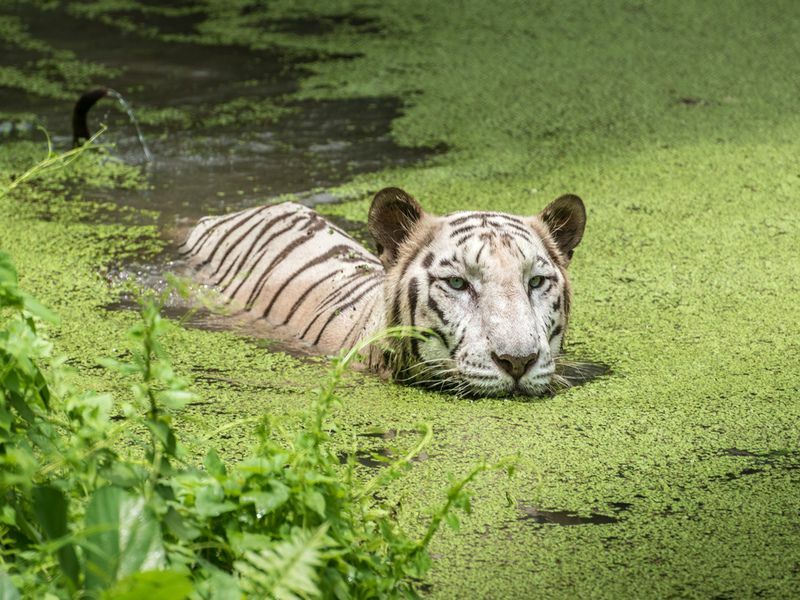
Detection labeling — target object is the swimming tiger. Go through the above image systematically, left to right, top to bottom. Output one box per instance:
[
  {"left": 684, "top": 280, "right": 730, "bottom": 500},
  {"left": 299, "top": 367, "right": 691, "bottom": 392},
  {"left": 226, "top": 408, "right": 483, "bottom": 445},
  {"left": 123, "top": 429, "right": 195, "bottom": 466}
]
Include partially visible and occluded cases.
[{"left": 180, "top": 188, "right": 586, "bottom": 397}]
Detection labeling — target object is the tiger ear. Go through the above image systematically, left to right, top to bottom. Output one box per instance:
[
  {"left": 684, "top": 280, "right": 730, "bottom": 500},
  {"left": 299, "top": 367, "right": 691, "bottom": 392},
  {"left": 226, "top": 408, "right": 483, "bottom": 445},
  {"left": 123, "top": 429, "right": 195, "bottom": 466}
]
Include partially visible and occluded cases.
[
  {"left": 368, "top": 187, "right": 424, "bottom": 267},
  {"left": 538, "top": 194, "right": 586, "bottom": 263}
]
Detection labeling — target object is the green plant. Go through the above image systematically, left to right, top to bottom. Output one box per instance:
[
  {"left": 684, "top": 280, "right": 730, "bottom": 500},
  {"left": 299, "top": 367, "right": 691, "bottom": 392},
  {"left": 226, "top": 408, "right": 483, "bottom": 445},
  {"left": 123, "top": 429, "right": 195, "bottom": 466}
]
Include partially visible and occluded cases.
[
  {"left": 0, "top": 125, "right": 107, "bottom": 199},
  {"left": 0, "top": 254, "right": 513, "bottom": 598}
]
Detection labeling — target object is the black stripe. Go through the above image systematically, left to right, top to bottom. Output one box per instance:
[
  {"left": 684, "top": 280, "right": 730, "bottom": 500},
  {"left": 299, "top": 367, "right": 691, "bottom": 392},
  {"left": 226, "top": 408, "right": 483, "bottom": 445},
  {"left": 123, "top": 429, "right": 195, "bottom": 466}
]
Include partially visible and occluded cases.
[
  {"left": 199, "top": 204, "right": 273, "bottom": 270},
  {"left": 180, "top": 208, "right": 254, "bottom": 257},
  {"left": 193, "top": 208, "right": 264, "bottom": 266},
  {"left": 211, "top": 210, "right": 289, "bottom": 285},
  {"left": 448, "top": 212, "right": 492, "bottom": 226},
  {"left": 488, "top": 213, "right": 525, "bottom": 225},
  {"left": 223, "top": 214, "right": 310, "bottom": 297},
  {"left": 242, "top": 218, "right": 327, "bottom": 309},
  {"left": 501, "top": 222, "right": 536, "bottom": 240},
  {"left": 449, "top": 224, "right": 479, "bottom": 238},
  {"left": 395, "top": 227, "right": 434, "bottom": 284},
  {"left": 456, "top": 233, "right": 485, "bottom": 246},
  {"left": 511, "top": 237, "right": 527, "bottom": 260},
  {"left": 475, "top": 242, "right": 487, "bottom": 264},
  {"left": 261, "top": 245, "right": 354, "bottom": 318},
  {"left": 422, "top": 252, "right": 435, "bottom": 268},
  {"left": 281, "top": 269, "right": 343, "bottom": 326},
  {"left": 314, "top": 270, "right": 377, "bottom": 314},
  {"left": 299, "top": 273, "right": 378, "bottom": 339},
  {"left": 407, "top": 277, "right": 420, "bottom": 357},
  {"left": 311, "top": 279, "right": 382, "bottom": 345},
  {"left": 426, "top": 293, "right": 448, "bottom": 325},
  {"left": 341, "top": 294, "right": 378, "bottom": 347},
  {"left": 388, "top": 294, "right": 401, "bottom": 327},
  {"left": 549, "top": 324, "right": 563, "bottom": 342},
  {"left": 450, "top": 325, "right": 467, "bottom": 359},
  {"left": 429, "top": 327, "right": 449, "bottom": 348}
]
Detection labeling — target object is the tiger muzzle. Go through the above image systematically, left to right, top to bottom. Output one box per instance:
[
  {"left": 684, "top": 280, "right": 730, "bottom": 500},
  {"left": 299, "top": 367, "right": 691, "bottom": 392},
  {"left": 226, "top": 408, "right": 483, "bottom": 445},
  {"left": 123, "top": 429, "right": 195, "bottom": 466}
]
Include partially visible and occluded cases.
[{"left": 491, "top": 351, "right": 539, "bottom": 381}]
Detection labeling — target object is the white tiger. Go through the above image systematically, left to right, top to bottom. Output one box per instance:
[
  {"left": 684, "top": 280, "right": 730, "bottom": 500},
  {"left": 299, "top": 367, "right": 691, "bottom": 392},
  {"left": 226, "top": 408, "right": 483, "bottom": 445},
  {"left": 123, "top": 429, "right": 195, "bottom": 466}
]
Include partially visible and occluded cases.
[{"left": 180, "top": 188, "right": 586, "bottom": 397}]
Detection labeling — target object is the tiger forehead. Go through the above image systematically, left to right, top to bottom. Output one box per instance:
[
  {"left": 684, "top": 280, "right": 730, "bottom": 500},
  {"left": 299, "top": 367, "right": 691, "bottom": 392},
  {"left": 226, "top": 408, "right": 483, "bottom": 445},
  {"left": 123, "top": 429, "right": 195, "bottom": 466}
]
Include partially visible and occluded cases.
[
  {"left": 444, "top": 210, "right": 527, "bottom": 229},
  {"left": 420, "top": 212, "right": 552, "bottom": 271}
]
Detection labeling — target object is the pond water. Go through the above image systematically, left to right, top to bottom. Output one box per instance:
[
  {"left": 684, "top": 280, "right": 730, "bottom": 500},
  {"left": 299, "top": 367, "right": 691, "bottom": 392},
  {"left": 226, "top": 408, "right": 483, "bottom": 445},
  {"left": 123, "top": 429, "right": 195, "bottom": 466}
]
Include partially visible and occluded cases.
[{"left": 2, "top": 4, "right": 432, "bottom": 227}]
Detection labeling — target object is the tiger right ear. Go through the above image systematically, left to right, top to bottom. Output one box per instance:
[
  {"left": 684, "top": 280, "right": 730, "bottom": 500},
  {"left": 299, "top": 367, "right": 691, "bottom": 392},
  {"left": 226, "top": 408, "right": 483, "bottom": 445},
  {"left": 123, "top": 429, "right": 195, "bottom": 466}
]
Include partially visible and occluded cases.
[
  {"left": 368, "top": 187, "right": 424, "bottom": 267},
  {"left": 538, "top": 194, "right": 586, "bottom": 264}
]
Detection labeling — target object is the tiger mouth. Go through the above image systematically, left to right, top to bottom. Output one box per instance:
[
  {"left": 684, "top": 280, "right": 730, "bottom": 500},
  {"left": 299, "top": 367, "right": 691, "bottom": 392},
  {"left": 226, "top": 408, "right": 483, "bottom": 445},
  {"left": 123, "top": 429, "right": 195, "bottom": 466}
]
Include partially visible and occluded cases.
[{"left": 412, "top": 373, "right": 555, "bottom": 398}]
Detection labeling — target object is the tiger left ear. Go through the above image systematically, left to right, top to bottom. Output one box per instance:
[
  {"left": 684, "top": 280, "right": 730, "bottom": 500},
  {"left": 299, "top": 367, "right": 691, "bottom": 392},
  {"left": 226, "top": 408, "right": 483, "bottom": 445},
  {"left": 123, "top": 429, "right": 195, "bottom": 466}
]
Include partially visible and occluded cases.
[
  {"left": 368, "top": 187, "right": 424, "bottom": 267},
  {"left": 538, "top": 194, "right": 586, "bottom": 263}
]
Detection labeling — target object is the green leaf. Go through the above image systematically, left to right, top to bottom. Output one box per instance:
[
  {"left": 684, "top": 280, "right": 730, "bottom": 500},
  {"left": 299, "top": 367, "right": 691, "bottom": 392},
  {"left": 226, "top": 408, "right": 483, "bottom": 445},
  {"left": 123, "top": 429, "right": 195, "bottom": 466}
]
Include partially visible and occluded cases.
[
  {"left": 21, "top": 293, "right": 58, "bottom": 324},
  {"left": 97, "top": 357, "right": 140, "bottom": 375},
  {"left": 155, "top": 389, "right": 195, "bottom": 410},
  {"left": 203, "top": 448, "right": 226, "bottom": 479},
  {"left": 100, "top": 461, "right": 147, "bottom": 488},
  {"left": 241, "top": 482, "right": 290, "bottom": 517},
  {"left": 195, "top": 485, "right": 236, "bottom": 519},
  {"left": 32, "top": 486, "right": 79, "bottom": 589},
  {"left": 84, "top": 486, "right": 166, "bottom": 590},
  {"left": 303, "top": 490, "right": 326, "bottom": 518},
  {"left": 163, "top": 508, "right": 202, "bottom": 542},
  {"left": 445, "top": 512, "right": 461, "bottom": 532},
  {"left": 235, "top": 525, "right": 330, "bottom": 599},
  {"left": 195, "top": 569, "right": 242, "bottom": 600},
  {"left": 100, "top": 570, "right": 192, "bottom": 600},
  {"left": 0, "top": 571, "right": 20, "bottom": 600}
]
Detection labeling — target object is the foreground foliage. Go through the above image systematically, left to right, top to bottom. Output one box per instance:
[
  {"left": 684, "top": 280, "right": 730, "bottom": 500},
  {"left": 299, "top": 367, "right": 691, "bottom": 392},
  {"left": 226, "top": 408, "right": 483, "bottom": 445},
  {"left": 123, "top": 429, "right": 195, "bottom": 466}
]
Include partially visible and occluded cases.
[{"left": 0, "top": 251, "right": 508, "bottom": 598}]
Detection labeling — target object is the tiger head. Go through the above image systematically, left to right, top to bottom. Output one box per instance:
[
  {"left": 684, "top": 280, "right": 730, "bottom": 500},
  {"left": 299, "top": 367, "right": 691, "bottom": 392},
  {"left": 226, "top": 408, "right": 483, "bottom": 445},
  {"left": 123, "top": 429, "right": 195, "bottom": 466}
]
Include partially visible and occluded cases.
[{"left": 368, "top": 187, "right": 586, "bottom": 397}]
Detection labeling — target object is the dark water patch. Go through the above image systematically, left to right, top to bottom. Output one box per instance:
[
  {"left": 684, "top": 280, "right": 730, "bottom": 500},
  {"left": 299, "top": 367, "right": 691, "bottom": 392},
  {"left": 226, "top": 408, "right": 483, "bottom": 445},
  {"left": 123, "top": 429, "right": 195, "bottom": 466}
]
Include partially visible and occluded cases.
[
  {"left": 2, "top": 5, "right": 437, "bottom": 228},
  {"left": 3, "top": 5, "right": 438, "bottom": 350},
  {"left": 269, "top": 15, "right": 383, "bottom": 36},
  {"left": 73, "top": 96, "right": 434, "bottom": 230},
  {"left": 674, "top": 96, "right": 714, "bottom": 107},
  {"left": 190, "top": 367, "right": 301, "bottom": 395},
  {"left": 356, "top": 428, "right": 422, "bottom": 440},
  {"left": 358, "top": 429, "right": 398, "bottom": 440},
  {"left": 338, "top": 445, "right": 430, "bottom": 470},
  {"left": 721, "top": 447, "right": 796, "bottom": 459},
  {"left": 338, "top": 448, "right": 393, "bottom": 469},
  {"left": 517, "top": 502, "right": 623, "bottom": 526}
]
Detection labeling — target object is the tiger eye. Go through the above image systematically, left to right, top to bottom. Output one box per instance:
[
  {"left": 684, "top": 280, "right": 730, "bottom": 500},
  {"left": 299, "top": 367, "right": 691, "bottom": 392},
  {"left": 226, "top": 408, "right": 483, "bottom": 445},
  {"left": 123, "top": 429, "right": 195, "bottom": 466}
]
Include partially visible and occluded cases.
[
  {"left": 529, "top": 275, "right": 545, "bottom": 289},
  {"left": 447, "top": 277, "right": 467, "bottom": 290}
]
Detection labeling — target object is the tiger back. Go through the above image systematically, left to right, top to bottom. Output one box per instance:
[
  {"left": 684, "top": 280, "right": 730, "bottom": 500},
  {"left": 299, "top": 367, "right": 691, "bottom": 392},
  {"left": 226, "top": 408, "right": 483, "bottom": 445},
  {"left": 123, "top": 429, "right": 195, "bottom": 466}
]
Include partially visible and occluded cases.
[{"left": 179, "top": 202, "right": 384, "bottom": 356}]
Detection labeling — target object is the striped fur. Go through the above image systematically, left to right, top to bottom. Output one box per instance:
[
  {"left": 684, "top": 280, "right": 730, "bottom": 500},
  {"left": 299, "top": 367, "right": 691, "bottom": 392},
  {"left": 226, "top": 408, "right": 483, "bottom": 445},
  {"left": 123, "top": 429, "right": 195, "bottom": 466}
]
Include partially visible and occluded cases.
[
  {"left": 181, "top": 190, "right": 586, "bottom": 397},
  {"left": 180, "top": 202, "right": 384, "bottom": 359}
]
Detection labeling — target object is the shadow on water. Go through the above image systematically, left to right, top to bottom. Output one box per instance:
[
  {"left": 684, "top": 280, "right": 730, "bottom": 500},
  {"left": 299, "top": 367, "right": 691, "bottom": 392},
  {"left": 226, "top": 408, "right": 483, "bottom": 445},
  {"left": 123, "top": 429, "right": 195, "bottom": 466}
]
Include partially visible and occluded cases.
[
  {"left": 555, "top": 360, "right": 611, "bottom": 388},
  {"left": 716, "top": 447, "right": 800, "bottom": 481},
  {"left": 517, "top": 501, "right": 630, "bottom": 526}
]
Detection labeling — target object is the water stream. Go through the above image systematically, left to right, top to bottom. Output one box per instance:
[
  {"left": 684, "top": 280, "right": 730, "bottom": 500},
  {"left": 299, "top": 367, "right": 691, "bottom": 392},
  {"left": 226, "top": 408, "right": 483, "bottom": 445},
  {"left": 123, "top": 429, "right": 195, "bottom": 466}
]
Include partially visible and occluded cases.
[{"left": 105, "top": 89, "right": 153, "bottom": 163}]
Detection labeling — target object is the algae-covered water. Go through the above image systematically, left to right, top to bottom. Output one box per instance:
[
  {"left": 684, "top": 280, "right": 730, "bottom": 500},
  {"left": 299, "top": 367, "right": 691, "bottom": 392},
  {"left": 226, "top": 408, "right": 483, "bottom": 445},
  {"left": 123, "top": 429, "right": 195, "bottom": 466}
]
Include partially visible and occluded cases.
[{"left": 2, "top": 1, "right": 800, "bottom": 598}]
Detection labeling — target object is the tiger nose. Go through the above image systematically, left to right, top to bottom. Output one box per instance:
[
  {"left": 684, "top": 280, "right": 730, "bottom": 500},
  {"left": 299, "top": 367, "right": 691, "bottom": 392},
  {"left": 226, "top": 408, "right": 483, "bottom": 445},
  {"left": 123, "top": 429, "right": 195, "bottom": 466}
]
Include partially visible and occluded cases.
[{"left": 491, "top": 351, "right": 539, "bottom": 380}]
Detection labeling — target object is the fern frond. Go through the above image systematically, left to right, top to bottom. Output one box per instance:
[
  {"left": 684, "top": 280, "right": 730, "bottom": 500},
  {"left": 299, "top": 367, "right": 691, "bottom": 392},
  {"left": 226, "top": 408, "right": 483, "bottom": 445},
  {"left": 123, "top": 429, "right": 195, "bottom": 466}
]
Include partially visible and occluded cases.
[{"left": 234, "top": 524, "right": 331, "bottom": 599}]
